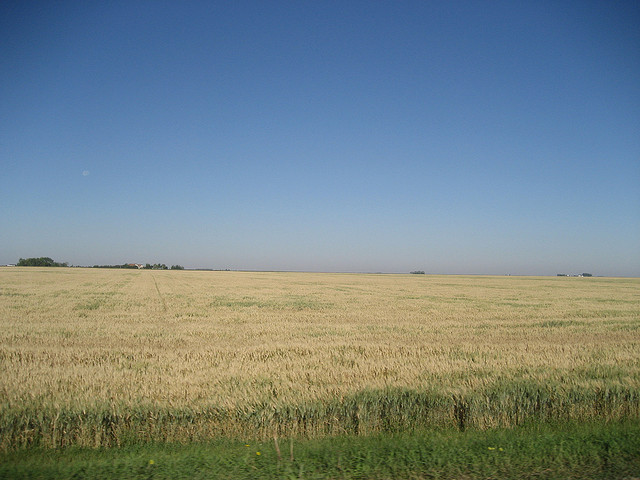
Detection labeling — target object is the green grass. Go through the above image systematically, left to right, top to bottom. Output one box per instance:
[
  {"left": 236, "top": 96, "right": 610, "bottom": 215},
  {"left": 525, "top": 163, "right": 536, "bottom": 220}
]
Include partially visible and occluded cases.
[{"left": 1, "top": 421, "right": 638, "bottom": 479}]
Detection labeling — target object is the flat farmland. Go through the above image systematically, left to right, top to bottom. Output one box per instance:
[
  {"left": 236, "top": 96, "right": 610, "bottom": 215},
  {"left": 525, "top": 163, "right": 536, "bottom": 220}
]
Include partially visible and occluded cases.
[{"left": 1, "top": 267, "right": 639, "bottom": 450}]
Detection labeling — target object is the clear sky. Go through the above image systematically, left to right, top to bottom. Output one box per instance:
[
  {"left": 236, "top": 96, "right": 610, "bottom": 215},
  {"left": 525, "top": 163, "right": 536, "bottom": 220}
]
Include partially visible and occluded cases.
[{"left": 1, "top": 1, "right": 639, "bottom": 275}]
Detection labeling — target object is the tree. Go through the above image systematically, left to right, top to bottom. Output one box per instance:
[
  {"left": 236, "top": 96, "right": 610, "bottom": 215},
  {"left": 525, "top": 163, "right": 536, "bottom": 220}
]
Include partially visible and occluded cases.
[
  {"left": 17, "top": 257, "right": 67, "bottom": 267},
  {"left": 170, "top": 265, "right": 184, "bottom": 270}
]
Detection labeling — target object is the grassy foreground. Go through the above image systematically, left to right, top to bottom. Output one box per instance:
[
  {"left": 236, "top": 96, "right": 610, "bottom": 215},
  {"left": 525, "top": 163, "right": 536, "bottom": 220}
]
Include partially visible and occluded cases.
[{"left": 2, "top": 421, "right": 639, "bottom": 480}]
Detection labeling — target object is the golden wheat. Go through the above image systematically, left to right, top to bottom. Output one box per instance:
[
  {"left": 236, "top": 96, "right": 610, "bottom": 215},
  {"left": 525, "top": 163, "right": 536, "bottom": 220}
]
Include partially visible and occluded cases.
[{"left": 0, "top": 267, "right": 638, "bottom": 448}]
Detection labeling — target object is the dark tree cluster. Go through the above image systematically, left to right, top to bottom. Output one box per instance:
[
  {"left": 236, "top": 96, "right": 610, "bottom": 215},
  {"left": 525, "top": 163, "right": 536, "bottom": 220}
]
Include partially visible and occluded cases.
[
  {"left": 17, "top": 257, "right": 68, "bottom": 267},
  {"left": 145, "top": 264, "right": 168, "bottom": 270}
]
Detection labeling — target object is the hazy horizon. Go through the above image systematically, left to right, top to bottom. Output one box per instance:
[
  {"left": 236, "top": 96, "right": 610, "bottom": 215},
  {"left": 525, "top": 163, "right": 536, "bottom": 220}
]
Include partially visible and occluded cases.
[
  {"left": 2, "top": 1, "right": 639, "bottom": 277},
  {"left": 2, "top": 262, "right": 634, "bottom": 279}
]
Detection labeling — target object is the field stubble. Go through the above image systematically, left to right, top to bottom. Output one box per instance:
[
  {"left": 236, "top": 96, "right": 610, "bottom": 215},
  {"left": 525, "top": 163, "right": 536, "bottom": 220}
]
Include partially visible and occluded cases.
[{"left": 0, "top": 268, "right": 638, "bottom": 449}]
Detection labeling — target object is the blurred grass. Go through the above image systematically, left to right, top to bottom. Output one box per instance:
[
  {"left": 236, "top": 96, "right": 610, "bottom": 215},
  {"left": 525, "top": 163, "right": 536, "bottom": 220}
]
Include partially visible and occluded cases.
[{"left": 1, "top": 421, "right": 638, "bottom": 480}]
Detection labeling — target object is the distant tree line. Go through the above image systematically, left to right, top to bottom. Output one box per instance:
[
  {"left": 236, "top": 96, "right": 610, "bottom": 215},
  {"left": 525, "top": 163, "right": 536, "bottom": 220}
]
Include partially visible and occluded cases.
[
  {"left": 15, "top": 257, "right": 185, "bottom": 269},
  {"left": 17, "top": 257, "right": 68, "bottom": 267},
  {"left": 93, "top": 263, "right": 184, "bottom": 270},
  {"left": 145, "top": 263, "right": 168, "bottom": 270},
  {"left": 93, "top": 264, "right": 143, "bottom": 269},
  {"left": 142, "top": 264, "right": 184, "bottom": 270},
  {"left": 410, "top": 270, "right": 425, "bottom": 275},
  {"left": 557, "top": 273, "right": 593, "bottom": 277}
]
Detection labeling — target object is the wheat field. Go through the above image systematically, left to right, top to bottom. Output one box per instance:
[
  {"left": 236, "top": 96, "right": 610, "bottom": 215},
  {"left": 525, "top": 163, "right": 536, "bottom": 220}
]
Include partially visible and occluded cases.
[{"left": 0, "top": 267, "right": 638, "bottom": 449}]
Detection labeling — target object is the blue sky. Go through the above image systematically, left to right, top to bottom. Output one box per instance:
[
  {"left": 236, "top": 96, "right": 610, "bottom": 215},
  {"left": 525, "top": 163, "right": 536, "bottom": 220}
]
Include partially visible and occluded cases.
[{"left": 1, "top": 1, "right": 639, "bottom": 275}]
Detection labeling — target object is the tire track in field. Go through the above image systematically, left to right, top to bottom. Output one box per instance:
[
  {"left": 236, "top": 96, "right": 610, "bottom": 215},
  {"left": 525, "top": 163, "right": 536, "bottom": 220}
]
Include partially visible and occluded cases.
[{"left": 151, "top": 274, "right": 167, "bottom": 312}]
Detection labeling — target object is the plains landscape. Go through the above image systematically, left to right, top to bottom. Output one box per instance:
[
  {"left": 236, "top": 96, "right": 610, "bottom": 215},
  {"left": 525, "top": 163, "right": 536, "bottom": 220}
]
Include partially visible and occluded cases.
[
  {"left": 3, "top": 0, "right": 639, "bottom": 477},
  {"left": 1, "top": 267, "right": 639, "bottom": 478}
]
